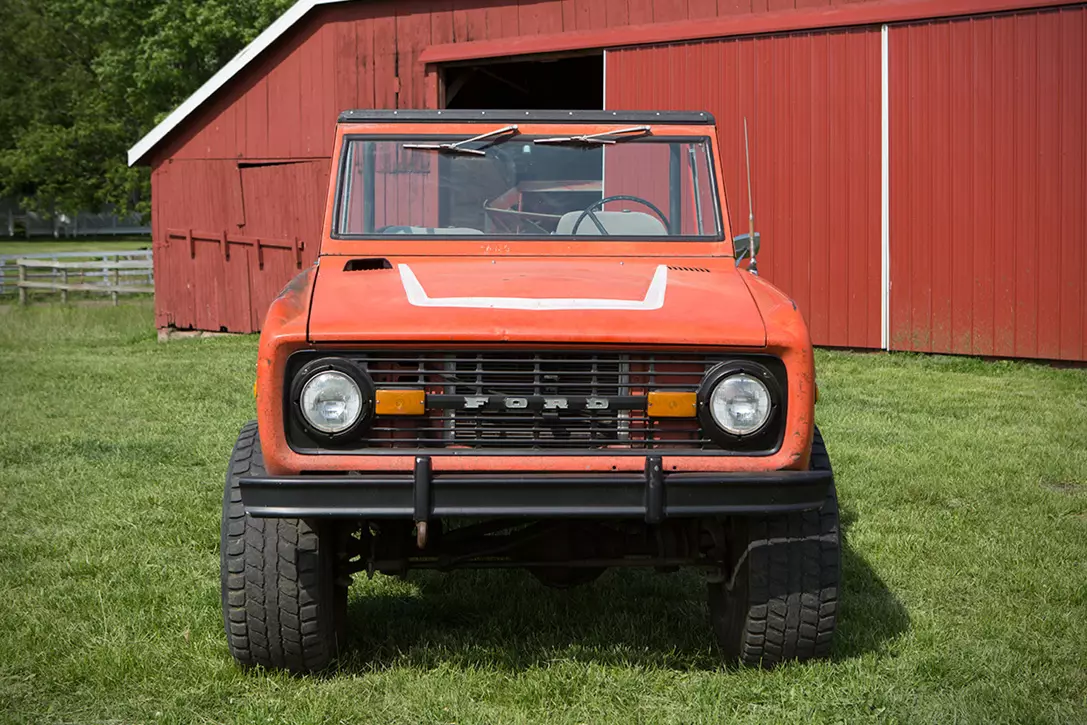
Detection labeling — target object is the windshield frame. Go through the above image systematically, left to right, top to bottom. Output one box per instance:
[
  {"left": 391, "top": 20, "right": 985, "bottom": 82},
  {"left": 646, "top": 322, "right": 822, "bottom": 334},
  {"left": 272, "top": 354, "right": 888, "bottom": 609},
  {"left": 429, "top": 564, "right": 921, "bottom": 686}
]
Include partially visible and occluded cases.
[{"left": 328, "top": 131, "right": 726, "bottom": 243}]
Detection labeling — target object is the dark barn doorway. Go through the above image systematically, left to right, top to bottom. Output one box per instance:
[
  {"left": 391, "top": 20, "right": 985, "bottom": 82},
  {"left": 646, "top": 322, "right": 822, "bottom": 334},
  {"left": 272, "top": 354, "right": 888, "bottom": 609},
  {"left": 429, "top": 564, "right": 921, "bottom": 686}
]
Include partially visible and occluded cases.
[{"left": 441, "top": 54, "right": 603, "bottom": 110}]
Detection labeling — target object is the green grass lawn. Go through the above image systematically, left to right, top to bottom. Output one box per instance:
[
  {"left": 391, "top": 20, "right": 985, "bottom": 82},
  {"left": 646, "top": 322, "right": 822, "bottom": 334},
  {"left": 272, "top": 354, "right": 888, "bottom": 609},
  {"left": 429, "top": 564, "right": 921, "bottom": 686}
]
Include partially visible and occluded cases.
[
  {"left": 0, "top": 237, "right": 151, "bottom": 256},
  {"left": 0, "top": 301, "right": 1084, "bottom": 724}
]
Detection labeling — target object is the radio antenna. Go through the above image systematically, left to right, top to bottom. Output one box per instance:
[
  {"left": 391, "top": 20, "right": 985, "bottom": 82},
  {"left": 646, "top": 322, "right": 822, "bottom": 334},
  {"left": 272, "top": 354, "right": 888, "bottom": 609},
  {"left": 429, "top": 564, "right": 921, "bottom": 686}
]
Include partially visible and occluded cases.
[{"left": 743, "top": 117, "right": 758, "bottom": 276}]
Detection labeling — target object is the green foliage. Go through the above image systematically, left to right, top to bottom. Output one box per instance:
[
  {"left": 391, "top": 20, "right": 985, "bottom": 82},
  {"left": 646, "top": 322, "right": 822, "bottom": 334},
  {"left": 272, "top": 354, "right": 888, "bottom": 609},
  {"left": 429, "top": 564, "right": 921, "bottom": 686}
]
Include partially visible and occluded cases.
[
  {"left": 0, "top": 0, "right": 294, "bottom": 217},
  {"left": 0, "top": 302, "right": 1085, "bottom": 723}
]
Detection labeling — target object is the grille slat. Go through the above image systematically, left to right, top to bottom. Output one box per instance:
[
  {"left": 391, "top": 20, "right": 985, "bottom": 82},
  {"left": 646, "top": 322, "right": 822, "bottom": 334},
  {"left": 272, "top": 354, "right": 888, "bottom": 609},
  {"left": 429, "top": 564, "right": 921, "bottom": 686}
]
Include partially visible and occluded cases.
[{"left": 354, "top": 351, "right": 719, "bottom": 451}]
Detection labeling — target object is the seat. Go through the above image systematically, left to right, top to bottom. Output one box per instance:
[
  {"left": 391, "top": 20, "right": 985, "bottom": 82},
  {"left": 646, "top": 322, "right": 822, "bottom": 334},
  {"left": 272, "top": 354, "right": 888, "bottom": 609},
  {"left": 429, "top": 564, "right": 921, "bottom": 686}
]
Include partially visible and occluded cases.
[
  {"left": 554, "top": 210, "right": 667, "bottom": 236},
  {"left": 382, "top": 226, "right": 483, "bottom": 235}
]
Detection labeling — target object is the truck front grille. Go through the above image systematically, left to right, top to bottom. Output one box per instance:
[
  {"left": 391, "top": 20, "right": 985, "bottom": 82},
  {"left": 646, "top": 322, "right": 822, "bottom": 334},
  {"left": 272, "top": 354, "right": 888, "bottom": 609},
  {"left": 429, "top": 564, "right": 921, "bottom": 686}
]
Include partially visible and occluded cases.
[{"left": 353, "top": 351, "right": 719, "bottom": 450}]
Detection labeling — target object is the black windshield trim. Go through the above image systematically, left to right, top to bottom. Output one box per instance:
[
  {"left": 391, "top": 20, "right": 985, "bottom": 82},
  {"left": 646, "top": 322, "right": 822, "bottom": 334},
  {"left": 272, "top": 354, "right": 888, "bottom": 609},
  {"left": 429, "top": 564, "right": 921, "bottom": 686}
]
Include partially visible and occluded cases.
[{"left": 338, "top": 109, "right": 714, "bottom": 125}]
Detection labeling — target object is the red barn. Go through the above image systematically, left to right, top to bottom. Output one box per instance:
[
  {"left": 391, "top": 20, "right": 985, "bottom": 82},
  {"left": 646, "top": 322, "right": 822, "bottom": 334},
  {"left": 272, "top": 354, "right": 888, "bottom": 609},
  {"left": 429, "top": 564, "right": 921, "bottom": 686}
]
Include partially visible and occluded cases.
[{"left": 129, "top": 0, "right": 1087, "bottom": 362}]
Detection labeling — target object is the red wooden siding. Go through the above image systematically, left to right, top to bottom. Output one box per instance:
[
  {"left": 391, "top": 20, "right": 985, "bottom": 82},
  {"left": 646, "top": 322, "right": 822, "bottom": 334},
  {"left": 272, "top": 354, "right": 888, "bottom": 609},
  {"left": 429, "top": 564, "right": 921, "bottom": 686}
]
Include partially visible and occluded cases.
[
  {"left": 147, "top": 0, "right": 1087, "bottom": 362},
  {"left": 151, "top": 0, "right": 886, "bottom": 334},
  {"left": 157, "top": 0, "right": 890, "bottom": 165},
  {"left": 888, "top": 6, "right": 1087, "bottom": 361},
  {"left": 606, "top": 30, "right": 882, "bottom": 349},
  {"left": 152, "top": 159, "right": 327, "bottom": 332}
]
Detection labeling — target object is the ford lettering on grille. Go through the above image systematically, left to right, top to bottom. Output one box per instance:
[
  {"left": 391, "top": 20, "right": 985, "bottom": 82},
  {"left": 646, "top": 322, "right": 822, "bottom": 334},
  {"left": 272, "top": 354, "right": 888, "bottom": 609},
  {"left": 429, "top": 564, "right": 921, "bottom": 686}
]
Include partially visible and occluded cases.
[{"left": 351, "top": 351, "right": 721, "bottom": 450}]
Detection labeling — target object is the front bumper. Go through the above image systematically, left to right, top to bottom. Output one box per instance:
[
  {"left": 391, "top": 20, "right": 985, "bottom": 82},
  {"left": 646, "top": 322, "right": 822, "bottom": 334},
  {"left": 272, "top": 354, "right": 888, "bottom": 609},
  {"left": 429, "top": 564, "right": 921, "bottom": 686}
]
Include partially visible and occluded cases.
[{"left": 240, "top": 455, "right": 832, "bottom": 521}]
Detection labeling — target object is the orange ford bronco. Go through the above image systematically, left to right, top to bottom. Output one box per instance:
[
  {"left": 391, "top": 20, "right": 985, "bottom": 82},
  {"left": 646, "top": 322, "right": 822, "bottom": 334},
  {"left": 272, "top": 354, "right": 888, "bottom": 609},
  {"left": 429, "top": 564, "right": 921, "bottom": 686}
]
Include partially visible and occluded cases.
[{"left": 221, "top": 110, "right": 839, "bottom": 672}]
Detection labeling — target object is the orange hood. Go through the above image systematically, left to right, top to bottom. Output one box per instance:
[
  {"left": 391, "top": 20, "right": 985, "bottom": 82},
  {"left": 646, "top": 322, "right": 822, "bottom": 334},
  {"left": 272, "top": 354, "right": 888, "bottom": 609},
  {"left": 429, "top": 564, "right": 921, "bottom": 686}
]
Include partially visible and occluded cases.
[{"left": 306, "top": 257, "right": 766, "bottom": 347}]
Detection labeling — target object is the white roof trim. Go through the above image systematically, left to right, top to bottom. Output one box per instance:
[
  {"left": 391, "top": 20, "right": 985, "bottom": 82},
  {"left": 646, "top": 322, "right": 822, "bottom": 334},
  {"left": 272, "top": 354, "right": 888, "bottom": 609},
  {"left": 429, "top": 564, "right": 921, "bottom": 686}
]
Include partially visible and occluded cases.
[{"left": 127, "top": 0, "right": 352, "bottom": 166}]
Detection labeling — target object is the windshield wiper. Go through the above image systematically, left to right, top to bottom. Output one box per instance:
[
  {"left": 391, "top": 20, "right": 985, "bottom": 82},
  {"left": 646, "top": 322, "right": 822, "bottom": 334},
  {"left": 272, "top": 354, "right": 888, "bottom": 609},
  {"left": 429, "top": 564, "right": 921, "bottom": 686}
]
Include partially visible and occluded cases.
[
  {"left": 402, "top": 125, "right": 519, "bottom": 155},
  {"left": 533, "top": 126, "right": 651, "bottom": 146}
]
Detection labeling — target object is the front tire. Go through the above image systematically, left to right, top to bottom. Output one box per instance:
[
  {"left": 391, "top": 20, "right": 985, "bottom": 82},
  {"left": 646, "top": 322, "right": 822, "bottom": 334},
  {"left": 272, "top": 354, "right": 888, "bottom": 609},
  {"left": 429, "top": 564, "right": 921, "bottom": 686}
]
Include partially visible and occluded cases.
[
  {"left": 220, "top": 421, "right": 348, "bottom": 673},
  {"left": 707, "top": 427, "right": 841, "bottom": 666}
]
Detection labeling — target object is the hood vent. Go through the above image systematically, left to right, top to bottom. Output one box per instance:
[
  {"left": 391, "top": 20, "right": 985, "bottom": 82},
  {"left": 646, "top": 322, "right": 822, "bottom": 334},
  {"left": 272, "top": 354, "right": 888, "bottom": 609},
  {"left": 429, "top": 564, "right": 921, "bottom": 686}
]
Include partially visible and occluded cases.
[
  {"left": 344, "top": 258, "right": 393, "bottom": 272},
  {"left": 668, "top": 265, "right": 710, "bottom": 273}
]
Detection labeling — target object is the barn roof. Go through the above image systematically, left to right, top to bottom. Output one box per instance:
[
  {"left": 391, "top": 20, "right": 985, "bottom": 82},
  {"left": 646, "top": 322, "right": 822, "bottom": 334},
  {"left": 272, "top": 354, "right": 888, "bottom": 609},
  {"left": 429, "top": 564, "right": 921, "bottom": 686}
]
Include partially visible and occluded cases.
[{"left": 127, "top": 0, "right": 349, "bottom": 166}]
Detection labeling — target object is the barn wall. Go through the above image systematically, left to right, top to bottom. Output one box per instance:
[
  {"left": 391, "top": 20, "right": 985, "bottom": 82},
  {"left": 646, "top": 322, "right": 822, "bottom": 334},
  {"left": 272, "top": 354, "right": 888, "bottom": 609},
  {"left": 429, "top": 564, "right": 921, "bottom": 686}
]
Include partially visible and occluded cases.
[
  {"left": 149, "top": 0, "right": 1087, "bottom": 361},
  {"left": 151, "top": 0, "right": 885, "bottom": 333},
  {"left": 155, "top": 0, "right": 888, "bottom": 164},
  {"left": 888, "top": 6, "right": 1087, "bottom": 361},
  {"left": 607, "top": 30, "right": 883, "bottom": 350},
  {"left": 151, "top": 159, "right": 327, "bottom": 332}
]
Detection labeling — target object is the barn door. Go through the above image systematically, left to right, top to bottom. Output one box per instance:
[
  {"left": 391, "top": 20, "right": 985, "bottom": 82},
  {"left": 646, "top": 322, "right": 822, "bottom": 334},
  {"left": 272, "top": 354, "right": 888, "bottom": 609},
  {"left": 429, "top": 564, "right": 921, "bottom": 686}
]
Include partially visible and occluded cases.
[
  {"left": 887, "top": 7, "right": 1087, "bottom": 361},
  {"left": 606, "top": 32, "right": 882, "bottom": 350},
  {"left": 151, "top": 159, "right": 253, "bottom": 332},
  {"left": 238, "top": 159, "right": 330, "bottom": 330}
]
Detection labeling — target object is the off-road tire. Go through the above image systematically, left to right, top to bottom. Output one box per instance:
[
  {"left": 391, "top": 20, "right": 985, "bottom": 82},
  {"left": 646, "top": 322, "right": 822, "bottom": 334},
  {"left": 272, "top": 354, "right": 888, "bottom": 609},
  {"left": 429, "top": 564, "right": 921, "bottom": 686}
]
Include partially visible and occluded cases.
[
  {"left": 220, "top": 421, "right": 348, "bottom": 673},
  {"left": 707, "top": 427, "right": 840, "bottom": 666}
]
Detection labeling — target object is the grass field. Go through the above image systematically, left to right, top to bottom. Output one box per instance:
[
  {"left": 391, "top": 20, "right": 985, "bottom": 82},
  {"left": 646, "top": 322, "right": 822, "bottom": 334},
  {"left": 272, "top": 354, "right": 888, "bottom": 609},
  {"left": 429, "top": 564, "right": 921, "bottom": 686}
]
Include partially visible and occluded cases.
[
  {"left": 0, "top": 237, "right": 151, "bottom": 256},
  {"left": 0, "top": 301, "right": 1085, "bottom": 724}
]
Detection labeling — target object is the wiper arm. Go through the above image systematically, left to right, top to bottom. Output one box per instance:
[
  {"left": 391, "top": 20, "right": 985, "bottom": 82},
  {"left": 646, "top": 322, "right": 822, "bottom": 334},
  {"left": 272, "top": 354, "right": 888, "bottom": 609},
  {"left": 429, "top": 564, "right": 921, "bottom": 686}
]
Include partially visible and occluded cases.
[
  {"left": 403, "top": 125, "right": 519, "bottom": 155},
  {"left": 533, "top": 126, "right": 651, "bottom": 146}
]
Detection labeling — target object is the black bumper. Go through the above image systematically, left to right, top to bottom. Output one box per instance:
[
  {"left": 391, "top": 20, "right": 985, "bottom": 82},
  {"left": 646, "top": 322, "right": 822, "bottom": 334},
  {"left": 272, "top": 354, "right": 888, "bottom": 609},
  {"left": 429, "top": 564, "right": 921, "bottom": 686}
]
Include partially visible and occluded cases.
[{"left": 240, "top": 456, "right": 832, "bottom": 521}]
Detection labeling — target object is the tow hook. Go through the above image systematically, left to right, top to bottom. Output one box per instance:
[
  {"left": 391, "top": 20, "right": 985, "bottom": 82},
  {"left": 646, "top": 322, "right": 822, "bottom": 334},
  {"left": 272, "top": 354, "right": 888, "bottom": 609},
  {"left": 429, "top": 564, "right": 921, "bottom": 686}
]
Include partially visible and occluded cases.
[{"left": 414, "top": 456, "right": 431, "bottom": 549}]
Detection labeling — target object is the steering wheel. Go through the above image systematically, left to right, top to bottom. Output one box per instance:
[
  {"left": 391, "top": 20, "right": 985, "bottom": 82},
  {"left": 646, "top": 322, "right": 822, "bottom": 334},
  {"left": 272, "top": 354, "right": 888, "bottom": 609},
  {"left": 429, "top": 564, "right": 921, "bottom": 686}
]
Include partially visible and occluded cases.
[{"left": 570, "top": 195, "right": 671, "bottom": 235}]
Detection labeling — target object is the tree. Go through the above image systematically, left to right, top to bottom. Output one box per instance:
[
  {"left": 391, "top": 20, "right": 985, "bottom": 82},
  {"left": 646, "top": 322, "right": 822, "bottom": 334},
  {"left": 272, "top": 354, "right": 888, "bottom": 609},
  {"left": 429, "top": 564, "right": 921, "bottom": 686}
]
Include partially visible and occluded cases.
[{"left": 0, "top": 0, "right": 293, "bottom": 217}]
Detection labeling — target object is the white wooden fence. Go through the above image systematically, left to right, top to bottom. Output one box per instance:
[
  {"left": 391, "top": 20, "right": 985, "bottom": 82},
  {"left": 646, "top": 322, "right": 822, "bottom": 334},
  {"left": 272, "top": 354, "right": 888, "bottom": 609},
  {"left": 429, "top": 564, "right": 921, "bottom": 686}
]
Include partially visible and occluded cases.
[{"left": 1, "top": 250, "right": 154, "bottom": 305}]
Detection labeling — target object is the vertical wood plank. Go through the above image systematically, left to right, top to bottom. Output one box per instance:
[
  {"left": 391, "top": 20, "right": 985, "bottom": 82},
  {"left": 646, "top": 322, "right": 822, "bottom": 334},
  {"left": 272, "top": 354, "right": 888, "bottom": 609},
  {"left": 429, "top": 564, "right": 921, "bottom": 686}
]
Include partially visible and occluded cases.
[
  {"left": 431, "top": 0, "right": 455, "bottom": 44},
  {"left": 451, "top": 0, "right": 470, "bottom": 41},
  {"left": 519, "top": 0, "right": 563, "bottom": 34},
  {"left": 605, "top": 0, "right": 630, "bottom": 28},
  {"left": 627, "top": 0, "right": 653, "bottom": 24},
  {"left": 653, "top": 0, "right": 688, "bottom": 23},
  {"left": 688, "top": 0, "right": 718, "bottom": 20},
  {"left": 719, "top": 0, "right": 753, "bottom": 14},
  {"left": 1058, "top": 8, "right": 1085, "bottom": 360},
  {"left": 1034, "top": 9, "right": 1062, "bottom": 359},
  {"left": 1013, "top": 12, "right": 1038, "bottom": 357},
  {"left": 356, "top": 14, "right": 376, "bottom": 109},
  {"left": 373, "top": 14, "right": 397, "bottom": 108},
  {"left": 991, "top": 15, "right": 1016, "bottom": 356},
  {"left": 971, "top": 16, "right": 995, "bottom": 356},
  {"left": 331, "top": 18, "right": 359, "bottom": 118},
  {"left": 949, "top": 18, "right": 974, "bottom": 354},
  {"left": 929, "top": 20, "right": 952, "bottom": 353},
  {"left": 888, "top": 25, "right": 911, "bottom": 350},
  {"left": 843, "top": 28, "right": 869, "bottom": 347},
  {"left": 864, "top": 28, "right": 881, "bottom": 348},
  {"left": 809, "top": 31, "right": 831, "bottom": 345},
  {"left": 788, "top": 34, "right": 812, "bottom": 331},
  {"left": 266, "top": 40, "right": 303, "bottom": 157},
  {"left": 244, "top": 77, "right": 270, "bottom": 159}
]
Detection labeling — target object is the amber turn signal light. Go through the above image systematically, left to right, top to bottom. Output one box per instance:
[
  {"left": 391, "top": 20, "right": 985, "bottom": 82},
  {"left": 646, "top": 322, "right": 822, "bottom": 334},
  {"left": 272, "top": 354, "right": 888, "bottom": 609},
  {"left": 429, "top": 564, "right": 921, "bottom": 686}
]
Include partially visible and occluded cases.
[
  {"left": 375, "top": 389, "right": 426, "bottom": 416},
  {"left": 646, "top": 391, "right": 697, "bottom": 418}
]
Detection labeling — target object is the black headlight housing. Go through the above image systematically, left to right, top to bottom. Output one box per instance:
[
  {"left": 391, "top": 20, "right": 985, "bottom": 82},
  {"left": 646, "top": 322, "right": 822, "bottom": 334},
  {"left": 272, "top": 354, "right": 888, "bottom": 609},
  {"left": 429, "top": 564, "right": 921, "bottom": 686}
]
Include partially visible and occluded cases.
[
  {"left": 288, "top": 356, "right": 375, "bottom": 444},
  {"left": 697, "top": 359, "right": 785, "bottom": 452}
]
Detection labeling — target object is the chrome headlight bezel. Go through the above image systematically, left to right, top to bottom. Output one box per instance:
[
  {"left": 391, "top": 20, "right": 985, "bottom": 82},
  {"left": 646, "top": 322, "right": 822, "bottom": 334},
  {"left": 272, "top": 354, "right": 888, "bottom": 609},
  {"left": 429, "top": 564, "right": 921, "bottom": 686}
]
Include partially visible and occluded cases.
[
  {"left": 289, "top": 357, "right": 375, "bottom": 441},
  {"left": 697, "top": 361, "right": 783, "bottom": 445}
]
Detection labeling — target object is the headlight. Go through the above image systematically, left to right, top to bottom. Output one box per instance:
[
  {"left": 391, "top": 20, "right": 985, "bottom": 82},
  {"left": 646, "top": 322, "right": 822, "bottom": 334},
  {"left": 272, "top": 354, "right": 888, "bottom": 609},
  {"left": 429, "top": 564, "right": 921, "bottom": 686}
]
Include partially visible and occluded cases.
[
  {"left": 290, "top": 357, "right": 375, "bottom": 439},
  {"left": 300, "top": 371, "right": 363, "bottom": 433},
  {"left": 708, "top": 373, "right": 772, "bottom": 435}
]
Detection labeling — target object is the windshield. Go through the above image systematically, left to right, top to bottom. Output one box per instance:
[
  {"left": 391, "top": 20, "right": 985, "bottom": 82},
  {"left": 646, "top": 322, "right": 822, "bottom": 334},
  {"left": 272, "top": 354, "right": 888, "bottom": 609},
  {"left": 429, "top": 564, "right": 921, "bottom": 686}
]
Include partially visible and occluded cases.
[{"left": 334, "top": 131, "right": 722, "bottom": 239}]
